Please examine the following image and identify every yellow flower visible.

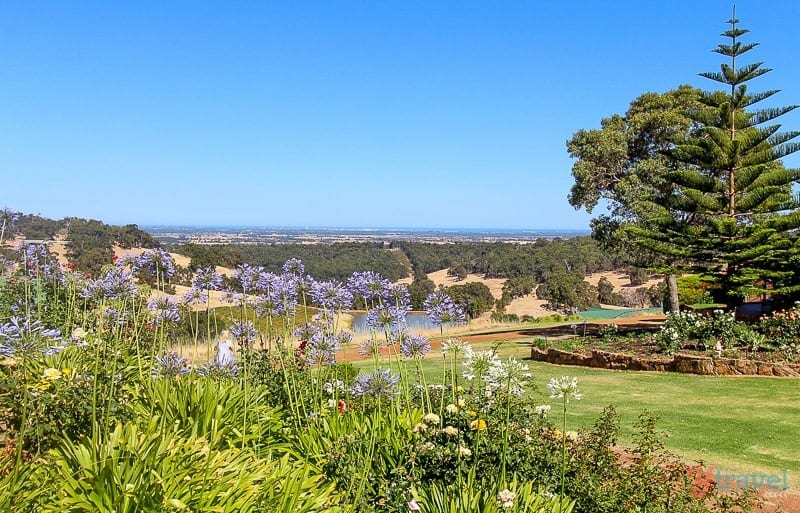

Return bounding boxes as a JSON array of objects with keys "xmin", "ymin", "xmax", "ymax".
[
  {"xmin": 470, "ymin": 419, "xmax": 487, "ymax": 431},
  {"xmin": 467, "ymin": 410, "xmax": 477, "ymax": 418},
  {"xmin": 42, "ymin": 368, "xmax": 62, "ymax": 381}
]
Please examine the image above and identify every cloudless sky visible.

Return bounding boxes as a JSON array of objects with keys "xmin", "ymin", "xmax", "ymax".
[{"xmin": 2, "ymin": 1, "xmax": 799, "ymax": 230}]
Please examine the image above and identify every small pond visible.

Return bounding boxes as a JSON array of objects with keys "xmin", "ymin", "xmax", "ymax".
[{"xmin": 349, "ymin": 311, "xmax": 438, "ymax": 334}]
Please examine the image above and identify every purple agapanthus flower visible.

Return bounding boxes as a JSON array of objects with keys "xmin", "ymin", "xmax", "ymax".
[
  {"xmin": 0, "ymin": 316, "xmax": 62, "ymax": 357},
  {"xmin": 147, "ymin": 296, "xmax": 181, "ymax": 325},
  {"xmin": 347, "ymin": 271, "xmax": 392, "ymax": 303},
  {"xmin": 386, "ymin": 284, "xmax": 412, "ymax": 311},
  {"xmin": 101, "ymin": 267, "xmax": 139, "ymax": 299},
  {"xmin": 136, "ymin": 248, "xmax": 176, "ymax": 280},
  {"xmin": 352, "ymin": 368, "xmax": 401, "ymax": 399},
  {"xmin": 310, "ymin": 280, "xmax": 354, "ymax": 310},
  {"xmin": 192, "ymin": 267, "xmax": 223, "ymax": 291},
  {"xmin": 99, "ymin": 307, "xmax": 124, "ymax": 328},
  {"xmin": 365, "ymin": 304, "xmax": 408, "ymax": 331},
  {"xmin": 233, "ymin": 263, "xmax": 263, "ymax": 293},
  {"xmin": 399, "ymin": 333, "xmax": 431, "ymax": 359},
  {"xmin": 268, "ymin": 274, "xmax": 298, "ymax": 316},
  {"xmin": 424, "ymin": 292, "xmax": 466, "ymax": 327},
  {"xmin": 357, "ymin": 338, "xmax": 385, "ymax": 357},
  {"xmin": 306, "ymin": 331, "xmax": 340, "ymax": 365},
  {"xmin": 196, "ymin": 360, "xmax": 239, "ymax": 378},
  {"xmin": 229, "ymin": 320, "xmax": 258, "ymax": 344},
  {"xmin": 152, "ymin": 351, "xmax": 191, "ymax": 378},
  {"xmin": 254, "ymin": 271, "xmax": 278, "ymax": 295},
  {"xmin": 180, "ymin": 287, "xmax": 208, "ymax": 306},
  {"xmin": 20, "ymin": 243, "xmax": 63, "ymax": 281},
  {"xmin": 281, "ymin": 258, "xmax": 305, "ymax": 277},
  {"xmin": 80, "ymin": 278, "xmax": 106, "ymax": 300},
  {"xmin": 293, "ymin": 322, "xmax": 320, "ymax": 343}
]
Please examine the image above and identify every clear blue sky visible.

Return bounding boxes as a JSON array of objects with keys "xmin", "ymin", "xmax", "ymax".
[{"xmin": 2, "ymin": 1, "xmax": 799, "ymax": 230}]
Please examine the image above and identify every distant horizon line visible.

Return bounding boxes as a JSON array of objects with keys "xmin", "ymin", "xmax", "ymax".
[{"xmin": 140, "ymin": 224, "xmax": 591, "ymax": 233}]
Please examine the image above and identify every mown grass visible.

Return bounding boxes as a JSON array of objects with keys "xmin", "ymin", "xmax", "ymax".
[{"xmin": 352, "ymin": 336, "xmax": 800, "ymax": 484}]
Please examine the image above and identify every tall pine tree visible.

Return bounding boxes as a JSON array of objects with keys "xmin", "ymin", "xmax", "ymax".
[{"xmin": 631, "ymin": 11, "xmax": 800, "ymax": 304}]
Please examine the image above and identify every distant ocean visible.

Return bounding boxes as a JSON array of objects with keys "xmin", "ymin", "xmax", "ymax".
[{"xmin": 142, "ymin": 225, "xmax": 590, "ymax": 245}]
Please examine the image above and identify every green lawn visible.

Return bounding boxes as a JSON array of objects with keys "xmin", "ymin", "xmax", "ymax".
[{"xmin": 351, "ymin": 337, "xmax": 800, "ymax": 485}]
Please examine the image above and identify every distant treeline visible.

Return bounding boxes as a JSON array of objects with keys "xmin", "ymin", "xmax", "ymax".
[
  {"xmin": 176, "ymin": 242, "xmax": 410, "ymax": 282},
  {"xmin": 392, "ymin": 237, "xmax": 622, "ymax": 281}
]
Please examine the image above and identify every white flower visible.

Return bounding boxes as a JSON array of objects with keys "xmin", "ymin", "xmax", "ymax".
[
  {"xmin": 457, "ymin": 445, "xmax": 472, "ymax": 457},
  {"xmin": 442, "ymin": 338, "xmax": 470, "ymax": 357},
  {"xmin": 422, "ymin": 412, "xmax": 440, "ymax": 425},
  {"xmin": 546, "ymin": 376, "xmax": 582, "ymax": 402},
  {"xmin": 445, "ymin": 403, "xmax": 459, "ymax": 414},
  {"xmin": 486, "ymin": 356, "xmax": 531, "ymax": 396},
  {"xmin": 535, "ymin": 404, "xmax": 551, "ymax": 416},
  {"xmin": 497, "ymin": 489, "xmax": 516, "ymax": 508},
  {"xmin": 323, "ymin": 379, "xmax": 345, "ymax": 395},
  {"xmin": 42, "ymin": 368, "xmax": 62, "ymax": 381},
  {"xmin": 442, "ymin": 425, "xmax": 459, "ymax": 436},
  {"xmin": 412, "ymin": 422, "xmax": 428, "ymax": 434},
  {"xmin": 462, "ymin": 349, "xmax": 501, "ymax": 381}
]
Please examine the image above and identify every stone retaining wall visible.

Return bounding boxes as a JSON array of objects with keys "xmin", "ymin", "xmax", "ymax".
[{"xmin": 529, "ymin": 348, "xmax": 800, "ymax": 377}]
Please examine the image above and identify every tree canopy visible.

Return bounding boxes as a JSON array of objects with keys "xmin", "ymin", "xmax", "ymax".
[{"xmin": 568, "ymin": 14, "xmax": 800, "ymax": 307}]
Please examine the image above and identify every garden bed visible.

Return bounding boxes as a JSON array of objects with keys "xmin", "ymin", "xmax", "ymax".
[{"xmin": 530, "ymin": 347, "xmax": 800, "ymax": 376}]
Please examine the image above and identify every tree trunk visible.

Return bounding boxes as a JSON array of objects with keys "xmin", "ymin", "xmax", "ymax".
[{"xmin": 666, "ymin": 274, "xmax": 680, "ymax": 314}]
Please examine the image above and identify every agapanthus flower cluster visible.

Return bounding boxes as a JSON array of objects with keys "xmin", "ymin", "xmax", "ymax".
[
  {"xmin": 259, "ymin": 274, "xmax": 299, "ymax": 316},
  {"xmin": 146, "ymin": 296, "xmax": 181, "ymax": 325},
  {"xmin": 192, "ymin": 267, "xmax": 223, "ymax": 291},
  {"xmin": 82, "ymin": 267, "xmax": 138, "ymax": 300},
  {"xmin": 424, "ymin": 292, "xmax": 466, "ymax": 327},
  {"xmin": 233, "ymin": 263, "xmax": 262, "ymax": 294},
  {"xmin": 180, "ymin": 287, "xmax": 208, "ymax": 306},
  {"xmin": 196, "ymin": 360, "xmax": 239, "ymax": 378},
  {"xmin": 357, "ymin": 338, "xmax": 385, "ymax": 358},
  {"xmin": 347, "ymin": 271, "xmax": 392, "ymax": 304},
  {"xmin": 281, "ymin": 258, "xmax": 305, "ymax": 277},
  {"xmin": 365, "ymin": 304, "xmax": 408, "ymax": 331},
  {"xmin": 462, "ymin": 348, "xmax": 501, "ymax": 382},
  {"xmin": 101, "ymin": 307, "xmax": 124, "ymax": 326},
  {"xmin": 0, "ymin": 316, "xmax": 62, "ymax": 357},
  {"xmin": 229, "ymin": 320, "xmax": 258, "ymax": 344},
  {"xmin": 306, "ymin": 331, "xmax": 340, "ymax": 365},
  {"xmin": 351, "ymin": 368, "xmax": 400, "ymax": 399},
  {"xmin": 135, "ymin": 248, "xmax": 176, "ymax": 280},
  {"xmin": 21, "ymin": 243, "xmax": 63, "ymax": 281},
  {"xmin": 486, "ymin": 356, "xmax": 532, "ymax": 396},
  {"xmin": 399, "ymin": 333, "xmax": 431, "ymax": 358},
  {"xmin": 546, "ymin": 375, "xmax": 582, "ymax": 402},
  {"xmin": 310, "ymin": 280, "xmax": 353, "ymax": 310},
  {"xmin": 152, "ymin": 351, "xmax": 190, "ymax": 378}
]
